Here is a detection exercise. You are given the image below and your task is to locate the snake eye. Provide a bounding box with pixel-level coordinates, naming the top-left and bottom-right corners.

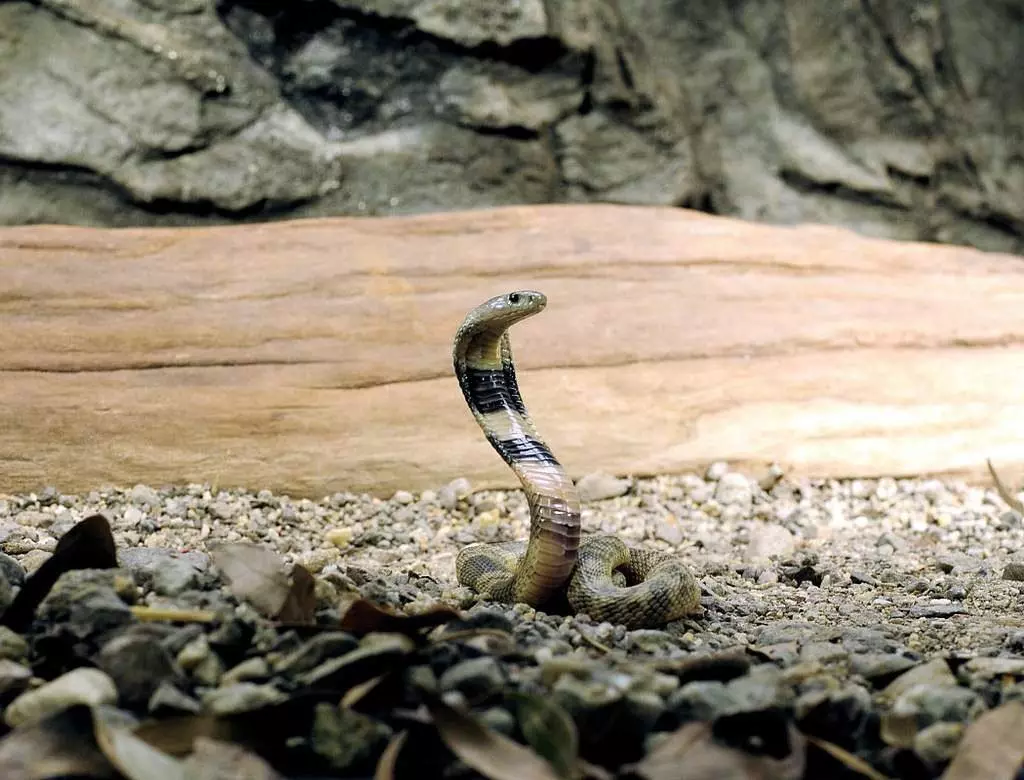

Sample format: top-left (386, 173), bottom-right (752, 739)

top-left (507, 292), bottom-right (521, 304)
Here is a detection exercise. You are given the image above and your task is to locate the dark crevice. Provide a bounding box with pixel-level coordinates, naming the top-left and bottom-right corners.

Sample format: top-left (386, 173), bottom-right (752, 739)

top-left (677, 189), bottom-right (716, 214)
top-left (779, 168), bottom-right (909, 212)
top-left (132, 195), bottom-right (316, 221)
top-left (578, 51), bottom-right (596, 115)
top-left (858, 0), bottom-right (940, 116)
top-left (0, 156), bottom-right (312, 223)
top-left (464, 124), bottom-right (542, 141)
top-left (218, 0), bottom-right (572, 74)
top-left (614, 47), bottom-right (635, 92)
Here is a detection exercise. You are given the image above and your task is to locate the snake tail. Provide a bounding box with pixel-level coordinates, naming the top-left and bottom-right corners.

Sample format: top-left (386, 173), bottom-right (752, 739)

top-left (452, 291), bottom-right (581, 608)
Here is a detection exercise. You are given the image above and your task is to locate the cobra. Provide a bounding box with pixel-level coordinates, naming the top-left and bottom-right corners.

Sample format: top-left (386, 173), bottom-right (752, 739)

top-left (452, 291), bottom-right (700, 629)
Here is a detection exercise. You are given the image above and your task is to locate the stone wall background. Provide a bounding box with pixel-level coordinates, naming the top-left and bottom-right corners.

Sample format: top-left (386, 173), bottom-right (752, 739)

top-left (2, 0), bottom-right (1023, 253)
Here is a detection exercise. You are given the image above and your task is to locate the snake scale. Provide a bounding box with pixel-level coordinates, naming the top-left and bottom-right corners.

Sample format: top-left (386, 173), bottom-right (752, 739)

top-left (453, 291), bottom-right (700, 629)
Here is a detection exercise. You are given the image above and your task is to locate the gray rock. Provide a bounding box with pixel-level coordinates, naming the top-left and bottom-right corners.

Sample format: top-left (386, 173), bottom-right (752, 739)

top-left (203, 682), bottom-right (285, 715)
top-left (177, 635), bottom-right (224, 686)
top-left (714, 473), bottom-right (753, 511)
top-left (838, 627), bottom-right (903, 655)
top-left (914, 721), bottom-right (964, 767)
top-left (907, 604), bottom-right (968, 618)
top-left (479, 706), bottom-right (517, 736)
top-left (310, 703), bottom-right (391, 772)
top-left (438, 656), bottom-right (504, 700)
top-left (439, 477), bottom-right (472, 509)
top-left (36, 570), bottom-right (134, 640)
top-left (725, 664), bottom-right (793, 713)
top-left (208, 501), bottom-right (235, 520)
top-left (118, 547), bottom-right (208, 596)
top-left (15, 511), bottom-right (53, 528)
top-left (0, 568), bottom-right (14, 616)
top-left (625, 629), bottom-right (676, 654)
top-left (745, 523), bottom-right (795, 560)
top-left (850, 654), bottom-right (918, 684)
top-left (799, 642), bottom-right (849, 666)
top-left (221, 657), bottom-right (270, 685)
top-left (148, 680), bottom-right (202, 715)
top-left (755, 623), bottom-right (819, 646)
top-left (122, 506), bottom-right (145, 526)
top-left (0, 628), bottom-right (27, 662)
top-left (705, 462), bottom-right (730, 481)
top-left (275, 632), bottom-right (359, 676)
top-left (576, 472), bottom-right (631, 502)
top-left (129, 484), bottom-right (161, 508)
top-left (960, 656), bottom-right (1024, 680)
top-left (95, 628), bottom-right (181, 709)
top-left (752, 642), bottom-right (800, 666)
top-left (890, 684), bottom-right (984, 730)
top-left (0, 659), bottom-right (32, 702)
top-left (653, 515), bottom-right (683, 545)
top-left (850, 570), bottom-right (878, 586)
top-left (0, 554), bottom-right (24, 588)
top-left (5, 668), bottom-right (117, 727)
top-left (392, 490), bottom-right (414, 505)
top-left (298, 635), bottom-right (414, 689)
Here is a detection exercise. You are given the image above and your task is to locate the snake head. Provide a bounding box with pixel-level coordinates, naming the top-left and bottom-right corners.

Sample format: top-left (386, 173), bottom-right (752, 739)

top-left (466, 290), bottom-right (547, 329)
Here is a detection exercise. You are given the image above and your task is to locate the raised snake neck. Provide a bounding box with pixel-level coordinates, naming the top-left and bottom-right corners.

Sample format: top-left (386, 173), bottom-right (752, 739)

top-left (451, 291), bottom-right (700, 627)
top-left (451, 290), bottom-right (580, 607)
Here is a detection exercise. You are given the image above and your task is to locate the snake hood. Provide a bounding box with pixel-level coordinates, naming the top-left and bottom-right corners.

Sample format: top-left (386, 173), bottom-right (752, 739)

top-left (452, 291), bottom-right (546, 363)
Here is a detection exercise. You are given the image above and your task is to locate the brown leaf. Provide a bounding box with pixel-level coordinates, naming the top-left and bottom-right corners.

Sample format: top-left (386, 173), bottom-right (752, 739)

top-left (0, 705), bottom-right (117, 780)
top-left (942, 700), bottom-right (1024, 780)
top-left (987, 459), bottom-right (1024, 513)
top-left (374, 730), bottom-right (408, 780)
top-left (134, 714), bottom-right (232, 758)
top-left (92, 707), bottom-right (187, 780)
top-left (426, 694), bottom-right (562, 780)
top-left (508, 691), bottom-right (579, 778)
top-left (2, 514), bottom-right (117, 632)
top-left (275, 564), bottom-right (317, 624)
top-left (629, 719), bottom-right (805, 780)
top-left (181, 736), bottom-right (285, 780)
top-left (209, 543), bottom-right (291, 618)
top-left (339, 598), bottom-right (461, 636)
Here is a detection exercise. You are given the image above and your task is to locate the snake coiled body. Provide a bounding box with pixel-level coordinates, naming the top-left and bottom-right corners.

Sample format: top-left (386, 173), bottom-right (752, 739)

top-left (453, 291), bottom-right (700, 629)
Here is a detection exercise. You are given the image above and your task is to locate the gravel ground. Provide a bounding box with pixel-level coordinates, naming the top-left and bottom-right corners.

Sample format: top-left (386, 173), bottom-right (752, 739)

top-left (1, 464), bottom-right (1023, 778)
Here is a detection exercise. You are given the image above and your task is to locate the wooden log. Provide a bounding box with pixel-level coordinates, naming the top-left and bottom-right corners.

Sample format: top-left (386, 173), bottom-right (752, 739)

top-left (2, 205), bottom-right (1023, 497)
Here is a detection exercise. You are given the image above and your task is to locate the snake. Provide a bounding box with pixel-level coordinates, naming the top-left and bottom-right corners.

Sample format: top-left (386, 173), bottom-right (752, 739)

top-left (452, 290), bottom-right (700, 629)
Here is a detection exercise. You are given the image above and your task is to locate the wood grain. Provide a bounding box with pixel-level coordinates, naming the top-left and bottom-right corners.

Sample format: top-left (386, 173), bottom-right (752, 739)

top-left (2, 205), bottom-right (1023, 497)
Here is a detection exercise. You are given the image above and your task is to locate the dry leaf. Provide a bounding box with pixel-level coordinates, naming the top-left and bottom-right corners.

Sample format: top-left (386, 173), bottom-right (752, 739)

top-left (508, 691), bottom-right (579, 778)
top-left (134, 714), bottom-right (231, 757)
top-left (374, 730), bottom-right (408, 780)
top-left (130, 606), bottom-right (217, 623)
top-left (93, 708), bottom-right (187, 780)
top-left (2, 514), bottom-right (117, 632)
top-left (987, 459), bottom-right (1024, 513)
top-left (427, 694), bottom-right (562, 780)
top-left (209, 543), bottom-right (292, 618)
top-left (630, 719), bottom-right (805, 780)
top-left (275, 564), bottom-right (317, 624)
top-left (181, 736), bottom-right (286, 780)
top-left (339, 598), bottom-right (461, 636)
top-left (806, 736), bottom-right (892, 780)
top-left (0, 705), bottom-right (117, 779)
top-left (942, 700), bottom-right (1024, 780)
